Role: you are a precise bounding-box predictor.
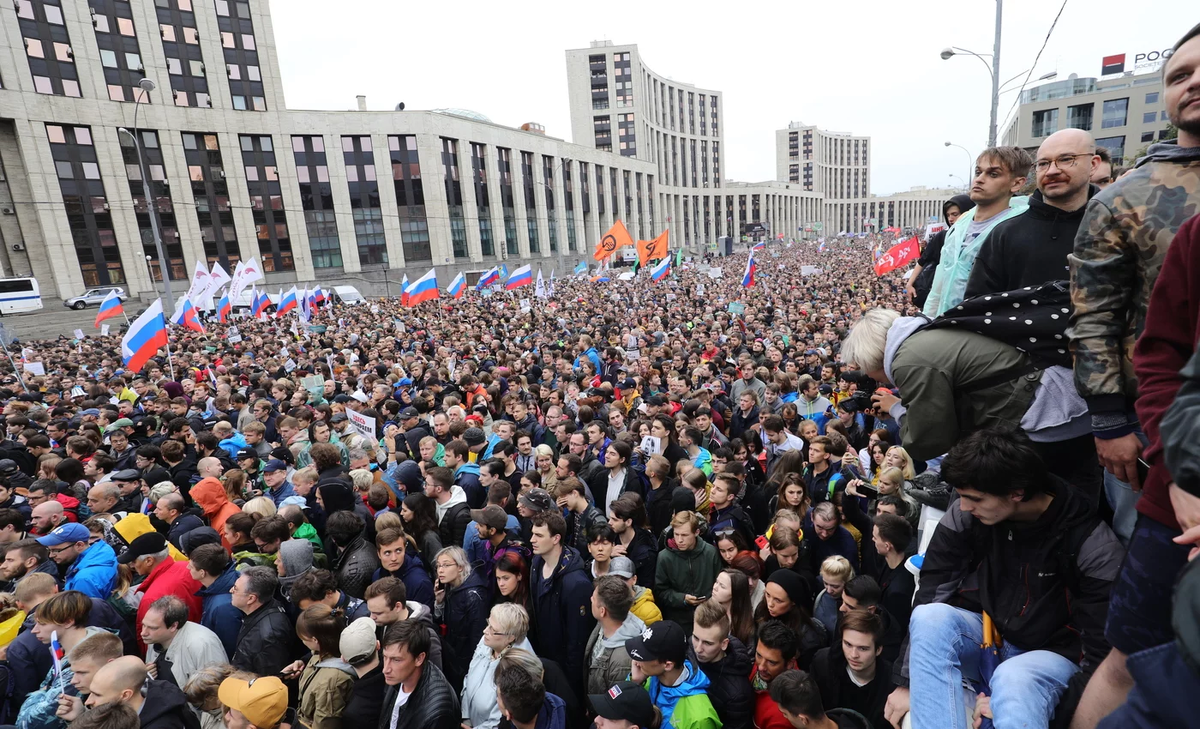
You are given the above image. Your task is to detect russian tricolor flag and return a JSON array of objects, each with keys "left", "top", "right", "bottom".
[
  {"left": 407, "top": 268, "right": 439, "bottom": 305},
  {"left": 251, "top": 286, "right": 270, "bottom": 317},
  {"left": 171, "top": 297, "right": 205, "bottom": 332},
  {"left": 477, "top": 267, "right": 499, "bottom": 290},
  {"left": 651, "top": 258, "right": 670, "bottom": 282},
  {"left": 217, "top": 289, "right": 231, "bottom": 323},
  {"left": 447, "top": 272, "right": 466, "bottom": 300},
  {"left": 506, "top": 264, "right": 532, "bottom": 290},
  {"left": 742, "top": 254, "right": 757, "bottom": 288},
  {"left": 276, "top": 286, "right": 298, "bottom": 317},
  {"left": 400, "top": 274, "right": 410, "bottom": 306},
  {"left": 121, "top": 300, "right": 168, "bottom": 374},
  {"left": 94, "top": 289, "right": 124, "bottom": 328},
  {"left": 752, "top": 241, "right": 765, "bottom": 252},
  {"left": 312, "top": 286, "right": 327, "bottom": 307}
]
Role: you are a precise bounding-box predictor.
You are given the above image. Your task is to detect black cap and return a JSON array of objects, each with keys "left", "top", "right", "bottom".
[
  {"left": 331, "top": 413, "right": 348, "bottom": 423},
  {"left": 110, "top": 469, "right": 142, "bottom": 482},
  {"left": 624, "top": 620, "right": 686, "bottom": 665},
  {"left": 118, "top": 532, "right": 168, "bottom": 564},
  {"left": 399, "top": 406, "right": 420, "bottom": 420},
  {"left": 237, "top": 447, "right": 258, "bottom": 461},
  {"left": 588, "top": 682, "right": 656, "bottom": 727}
]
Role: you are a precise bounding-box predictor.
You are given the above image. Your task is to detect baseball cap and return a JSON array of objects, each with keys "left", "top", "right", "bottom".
[
  {"left": 0, "top": 460, "right": 18, "bottom": 476},
  {"left": 36, "top": 523, "right": 90, "bottom": 547},
  {"left": 625, "top": 621, "right": 686, "bottom": 665},
  {"left": 110, "top": 469, "right": 141, "bottom": 482},
  {"left": 589, "top": 682, "right": 656, "bottom": 727},
  {"left": 518, "top": 487, "right": 553, "bottom": 513},
  {"left": 237, "top": 447, "right": 258, "bottom": 461},
  {"left": 470, "top": 505, "right": 508, "bottom": 531},
  {"left": 340, "top": 617, "right": 379, "bottom": 664},
  {"left": 263, "top": 459, "right": 288, "bottom": 474},
  {"left": 399, "top": 406, "right": 420, "bottom": 420},
  {"left": 608, "top": 556, "right": 636, "bottom": 579},
  {"left": 331, "top": 413, "right": 348, "bottom": 423},
  {"left": 351, "top": 390, "right": 369, "bottom": 404},
  {"left": 109, "top": 418, "right": 134, "bottom": 429},
  {"left": 118, "top": 532, "right": 167, "bottom": 564},
  {"left": 218, "top": 676, "right": 288, "bottom": 729}
]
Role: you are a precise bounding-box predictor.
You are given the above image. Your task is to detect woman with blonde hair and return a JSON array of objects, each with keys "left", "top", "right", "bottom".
[
  {"left": 433, "top": 546, "right": 490, "bottom": 691},
  {"left": 461, "top": 603, "right": 534, "bottom": 729},
  {"left": 884, "top": 446, "right": 917, "bottom": 481},
  {"left": 534, "top": 444, "right": 557, "bottom": 494},
  {"left": 242, "top": 496, "right": 277, "bottom": 519}
]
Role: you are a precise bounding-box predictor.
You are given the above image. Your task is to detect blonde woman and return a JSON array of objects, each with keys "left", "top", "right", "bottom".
[
  {"left": 242, "top": 496, "right": 277, "bottom": 519},
  {"left": 884, "top": 446, "right": 917, "bottom": 481},
  {"left": 433, "top": 546, "right": 490, "bottom": 691},
  {"left": 534, "top": 444, "right": 557, "bottom": 495},
  {"left": 461, "top": 603, "right": 534, "bottom": 729}
]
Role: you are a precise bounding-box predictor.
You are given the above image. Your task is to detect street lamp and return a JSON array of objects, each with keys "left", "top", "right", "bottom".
[
  {"left": 949, "top": 174, "right": 968, "bottom": 191},
  {"left": 945, "top": 142, "right": 974, "bottom": 184},
  {"left": 118, "top": 77, "right": 174, "bottom": 307},
  {"left": 939, "top": 0, "right": 1004, "bottom": 146}
]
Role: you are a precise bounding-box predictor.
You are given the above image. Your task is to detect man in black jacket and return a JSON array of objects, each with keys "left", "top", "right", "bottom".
[
  {"left": 811, "top": 610, "right": 893, "bottom": 729},
  {"left": 379, "top": 619, "right": 460, "bottom": 729},
  {"left": 83, "top": 656, "right": 201, "bottom": 729},
  {"left": 229, "top": 566, "right": 298, "bottom": 678},
  {"left": 965, "top": 128, "right": 1099, "bottom": 299},
  {"left": 689, "top": 600, "right": 754, "bottom": 729},
  {"left": 886, "top": 429, "right": 1123, "bottom": 729}
]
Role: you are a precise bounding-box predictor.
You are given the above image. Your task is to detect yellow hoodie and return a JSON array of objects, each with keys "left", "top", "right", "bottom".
[{"left": 630, "top": 586, "right": 662, "bottom": 626}]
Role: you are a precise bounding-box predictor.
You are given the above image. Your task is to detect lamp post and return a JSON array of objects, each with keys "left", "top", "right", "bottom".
[
  {"left": 118, "top": 77, "right": 173, "bottom": 306},
  {"left": 949, "top": 174, "right": 968, "bottom": 191},
  {"left": 939, "top": 0, "right": 1003, "bottom": 146},
  {"left": 945, "top": 142, "right": 974, "bottom": 184}
]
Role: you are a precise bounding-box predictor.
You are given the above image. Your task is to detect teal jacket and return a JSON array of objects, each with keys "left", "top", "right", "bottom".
[
  {"left": 923, "top": 196, "right": 1029, "bottom": 317},
  {"left": 644, "top": 661, "right": 722, "bottom": 729}
]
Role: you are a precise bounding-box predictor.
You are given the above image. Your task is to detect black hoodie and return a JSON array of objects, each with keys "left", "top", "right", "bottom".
[
  {"left": 139, "top": 679, "right": 201, "bottom": 729},
  {"left": 913, "top": 194, "right": 976, "bottom": 307},
  {"left": 689, "top": 636, "right": 755, "bottom": 729},
  {"left": 964, "top": 185, "right": 1099, "bottom": 300}
]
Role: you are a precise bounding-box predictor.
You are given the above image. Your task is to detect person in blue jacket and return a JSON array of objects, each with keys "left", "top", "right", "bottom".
[
  {"left": 371, "top": 526, "right": 435, "bottom": 611},
  {"left": 186, "top": 542, "right": 245, "bottom": 658},
  {"left": 528, "top": 512, "right": 595, "bottom": 701},
  {"left": 37, "top": 523, "right": 116, "bottom": 600}
]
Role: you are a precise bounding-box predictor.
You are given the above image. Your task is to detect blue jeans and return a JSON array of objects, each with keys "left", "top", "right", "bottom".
[{"left": 909, "top": 603, "right": 1079, "bottom": 729}]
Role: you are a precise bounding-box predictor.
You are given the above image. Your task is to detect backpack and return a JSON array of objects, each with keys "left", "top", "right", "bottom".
[{"left": 924, "top": 280, "right": 1073, "bottom": 369}]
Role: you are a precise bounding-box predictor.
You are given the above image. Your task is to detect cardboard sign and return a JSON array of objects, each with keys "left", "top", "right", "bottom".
[
  {"left": 801, "top": 266, "right": 823, "bottom": 276},
  {"left": 707, "top": 268, "right": 723, "bottom": 279},
  {"left": 346, "top": 407, "right": 377, "bottom": 442},
  {"left": 302, "top": 375, "right": 324, "bottom": 395},
  {"left": 727, "top": 302, "right": 745, "bottom": 315},
  {"left": 23, "top": 362, "right": 45, "bottom": 376}
]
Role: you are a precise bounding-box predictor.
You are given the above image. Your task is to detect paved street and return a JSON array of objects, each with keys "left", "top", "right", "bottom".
[{"left": 0, "top": 305, "right": 115, "bottom": 342}]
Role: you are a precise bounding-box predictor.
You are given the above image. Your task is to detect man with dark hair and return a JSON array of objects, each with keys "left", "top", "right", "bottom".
[
  {"left": 444, "top": 439, "right": 484, "bottom": 509},
  {"left": 372, "top": 527, "right": 435, "bottom": 611},
  {"left": 886, "top": 428, "right": 1123, "bottom": 729},
  {"left": 769, "top": 669, "right": 871, "bottom": 729},
  {"left": 425, "top": 466, "right": 471, "bottom": 548},
  {"left": 528, "top": 511, "right": 593, "bottom": 699},
  {"left": 229, "top": 566, "right": 298, "bottom": 677},
  {"left": 0, "top": 537, "right": 56, "bottom": 584},
  {"left": 379, "top": 619, "right": 459, "bottom": 729},
  {"left": 364, "top": 577, "right": 443, "bottom": 669},
  {"left": 810, "top": 610, "right": 891, "bottom": 729},
  {"left": 290, "top": 567, "right": 370, "bottom": 620},
  {"left": 625, "top": 619, "right": 720, "bottom": 729},
  {"left": 186, "top": 542, "right": 243, "bottom": 658},
  {"left": 495, "top": 661, "right": 565, "bottom": 729},
  {"left": 751, "top": 620, "right": 801, "bottom": 729},
  {"left": 869, "top": 513, "right": 915, "bottom": 624},
  {"left": 557, "top": 477, "right": 606, "bottom": 560},
  {"left": 0, "top": 507, "right": 27, "bottom": 543},
  {"left": 585, "top": 575, "right": 643, "bottom": 694},
  {"left": 142, "top": 595, "right": 227, "bottom": 688},
  {"left": 325, "top": 510, "right": 379, "bottom": 599},
  {"left": 154, "top": 493, "right": 202, "bottom": 552},
  {"left": 924, "top": 145, "right": 1033, "bottom": 317}
]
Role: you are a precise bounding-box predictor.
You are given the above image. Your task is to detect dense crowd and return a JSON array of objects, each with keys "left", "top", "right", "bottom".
[{"left": 0, "top": 23, "right": 1193, "bottom": 729}]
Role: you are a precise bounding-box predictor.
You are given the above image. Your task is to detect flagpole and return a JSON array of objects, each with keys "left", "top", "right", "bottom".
[{"left": 164, "top": 320, "right": 177, "bottom": 381}]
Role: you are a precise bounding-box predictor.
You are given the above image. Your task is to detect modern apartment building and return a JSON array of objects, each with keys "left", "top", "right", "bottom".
[{"left": 1001, "top": 71, "right": 1172, "bottom": 165}]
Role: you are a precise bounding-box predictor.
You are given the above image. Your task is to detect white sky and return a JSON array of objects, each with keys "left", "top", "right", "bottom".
[{"left": 268, "top": 0, "right": 1187, "bottom": 195}]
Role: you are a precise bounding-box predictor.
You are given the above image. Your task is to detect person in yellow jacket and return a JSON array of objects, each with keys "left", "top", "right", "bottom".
[{"left": 611, "top": 556, "right": 661, "bottom": 625}]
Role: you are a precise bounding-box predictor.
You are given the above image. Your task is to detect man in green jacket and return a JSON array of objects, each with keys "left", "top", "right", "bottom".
[{"left": 654, "top": 511, "right": 721, "bottom": 635}]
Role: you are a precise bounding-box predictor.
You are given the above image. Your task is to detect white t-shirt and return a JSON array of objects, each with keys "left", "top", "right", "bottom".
[{"left": 389, "top": 685, "right": 414, "bottom": 729}]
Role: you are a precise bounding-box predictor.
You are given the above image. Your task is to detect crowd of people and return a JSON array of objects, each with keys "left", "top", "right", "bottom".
[{"left": 0, "top": 22, "right": 1193, "bottom": 729}]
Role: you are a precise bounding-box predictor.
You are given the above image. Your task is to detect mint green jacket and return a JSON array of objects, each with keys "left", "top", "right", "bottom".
[{"left": 923, "top": 196, "right": 1029, "bottom": 317}]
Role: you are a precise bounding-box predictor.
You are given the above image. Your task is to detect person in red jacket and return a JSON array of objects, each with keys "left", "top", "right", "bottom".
[
  {"left": 750, "top": 620, "right": 800, "bottom": 729},
  {"left": 122, "top": 531, "right": 203, "bottom": 651}
]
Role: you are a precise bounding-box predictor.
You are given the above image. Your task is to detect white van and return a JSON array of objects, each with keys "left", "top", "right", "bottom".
[
  {"left": 0, "top": 277, "right": 43, "bottom": 315},
  {"left": 331, "top": 285, "right": 364, "bottom": 304}
]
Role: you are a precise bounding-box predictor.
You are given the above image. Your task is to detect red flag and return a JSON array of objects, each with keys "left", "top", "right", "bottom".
[{"left": 873, "top": 236, "right": 921, "bottom": 276}]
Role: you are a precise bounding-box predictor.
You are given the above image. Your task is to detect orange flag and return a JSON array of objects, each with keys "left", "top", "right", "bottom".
[
  {"left": 637, "top": 229, "right": 669, "bottom": 265},
  {"left": 594, "top": 220, "right": 634, "bottom": 261}
]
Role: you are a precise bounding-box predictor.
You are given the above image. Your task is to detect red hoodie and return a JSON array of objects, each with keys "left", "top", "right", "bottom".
[{"left": 1133, "top": 214, "right": 1200, "bottom": 530}]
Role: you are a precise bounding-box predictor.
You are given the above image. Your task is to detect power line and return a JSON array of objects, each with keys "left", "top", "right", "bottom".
[{"left": 1000, "top": 0, "right": 1071, "bottom": 137}]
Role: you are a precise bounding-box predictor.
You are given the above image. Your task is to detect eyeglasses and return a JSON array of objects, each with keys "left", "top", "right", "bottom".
[
  {"left": 483, "top": 624, "right": 510, "bottom": 636},
  {"left": 48, "top": 544, "right": 76, "bottom": 556},
  {"left": 1034, "top": 153, "right": 1094, "bottom": 172}
]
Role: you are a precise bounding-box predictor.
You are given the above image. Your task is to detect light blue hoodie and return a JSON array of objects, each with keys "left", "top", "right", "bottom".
[{"left": 923, "top": 195, "right": 1029, "bottom": 317}]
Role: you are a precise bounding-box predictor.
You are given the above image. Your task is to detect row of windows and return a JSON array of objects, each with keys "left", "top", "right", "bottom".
[{"left": 1030, "top": 91, "right": 1164, "bottom": 138}]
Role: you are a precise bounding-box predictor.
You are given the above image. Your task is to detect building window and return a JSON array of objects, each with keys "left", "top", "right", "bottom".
[
  {"left": 1141, "top": 132, "right": 1155, "bottom": 143},
  {"left": 593, "top": 115, "right": 611, "bottom": 152},
  {"left": 521, "top": 151, "right": 538, "bottom": 253},
  {"left": 441, "top": 138, "right": 467, "bottom": 260},
  {"left": 388, "top": 134, "right": 429, "bottom": 263},
  {"left": 293, "top": 135, "right": 341, "bottom": 268},
  {"left": 1066, "top": 103, "right": 1093, "bottom": 131},
  {"left": 182, "top": 132, "right": 241, "bottom": 268},
  {"left": 497, "top": 147, "right": 518, "bottom": 256},
  {"left": 240, "top": 135, "right": 293, "bottom": 272},
  {"left": 1032, "top": 109, "right": 1059, "bottom": 137},
  {"left": 342, "top": 135, "right": 387, "bottom": 265},
  {"left": 157, "top": 0, "right": 210, "bottom": 107},
  {"left": 1096, "top": 136, "right": 1125, "bottom": 166},
  {"left": 1145, "top": 91, "right": 1159, "bottom": 105},
  {"left": 89, "top": 0, "right": 148, "bottom": 103},
  {"left": 470, "top": 142, "right": 494, "bottom": 257},
  {"left": 543, "top": 156, "right": 558, "bottom": 253},
  {"left": 216, "top": 0, "right": 266, "bottom": 111},
  {"left": 1143, "top": 111, "right": 1158, "bottom": 124},
  {"left": 119, "top": 128, "right": 185, "bottom": 280},
  {"left": 19, "top": 0, "right": 80, "bottom": 96},
  {"left": 1102, "top": 98, "right": 1129, "bottom": 129},
  {"left": 47, "top": 123, "right": 127, "bottom": 285}
]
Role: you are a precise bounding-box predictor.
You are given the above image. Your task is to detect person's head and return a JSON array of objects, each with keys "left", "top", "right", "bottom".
[
  {"left": 139, "top": 595, "right": 189, "bottom": 648},
  {"left": 495, "top": 662, "right": 546, "bottom": 727},
  {"left": 218, "top": 674, "right": 289, "bottom": 729},
  {"left": 819, "top": 556, "right": 854, "bottom": 599},
  {"left": 588, "top": 524, "right": 617, "bottom": 564},
  {"left": 768, "top": 669, "right": 828, "bottom": 727},
  {"left": 69, "top": 696, "right": 140, "bottom": 729},
  {"left": 1, "top": 538, "right": 48, "bottom": 580},
  {"left": 187, "top": 543, "right": 231, "bottom": 585},
  {"left": 434, "top": 546, "right": 471, "bottom": 589},
  {"left": 495, "top": 551, "right": 529, "bottom": 603},
  {"left": 715, "top": 530, "right": 749, "bottom": 565},
  {"left": 483, "top": 602, "right": 529, "bottom": 654},
  {"left": 670, "top": 511, "right": 699, "bottom": 551},
  {"left": 83, "top": 655, "right": 149, "bottom": 709},
  {"left": 1163, "top": 22, "right": 1200, "bottom": 145},
  {"left": 365, "top": 577, "right": 408, "bottom": 625},
  {"left": 297, "top": 603, "right": 347, "bottom": 658},
  {"left": 36, "top": 522, "right": 92, "bottom": 567},
  {"left": 626, "top": 618, "right": 687, "bottom": 678},
  {"left": 381, "top": 619, "right": 431, "bottom": 687},
  {"left": 769, "top": 526, "right": 801, "bottom": 568},
  {"left": 811, "top": 501, "right": 840, "bottom": 541},
  {"left": 970, "top": 146, "right": 1032, "bottom": 206},
  {"left": 940, "top": 428, "right": 1048, "bottom": 524},
  {"left": 871, "top": 513, "right": 912, "bottom": 558},
  {"left": 588, "top": 680, "right": 660, "bottom": 729},
  {"left": 838, "top": 609, "right": 884, "bottom": 675},
  {"left": 591, "top": 574, "right": 633, "bottom": 624},
  {"left": 291, "top": 568, "right": 342, "bottom": 609},
  {"left": 374, "top": 527, "right": 408, "bottom": 572},
  {"left": 690, "top": 599, "right": 731, "bottom": 663},
  {"left": 530, "top": 512, "right": 567, "bottom": 557},
  {"left": 86, "top": 483, "right": 120, "bottom": 515},
  {"left": 839, "top": 575, "right": 882, "bottom": 615},
  {"left": 118, "top": 532, "right": 171, "bottom": 577},
  {"left": 231, "top": 566, "right": 278, "bottom": 615},
  {"left": 326, "top": 510, "right": 365, "bottom": 549},
  {"left": 710, "top": 475, "right": 737, "bottom": 508},
  {"left": 67, "top": 630, "right": 123, "bottom": 694},
  {"left": 754, "top": 619, "right": 799, "bottom": 683},
  {"left": 1034, "top": 129, "right": 1098, "bottom": 205}
]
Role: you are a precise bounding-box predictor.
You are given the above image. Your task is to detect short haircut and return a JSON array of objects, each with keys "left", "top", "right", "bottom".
[
  {"left": 671, "top": 510, "right": 700, "bottom": 532},
  {"left": 839, "top": 608, "right": 884, "bottom": 648},
  {"left": 977, "top": 145, "right": 1034, "bottom": 177},
  {"left": 375, "top": 527, "right": 406, "bottom": 549},
  {"left": 445, "top": 440, "right": 470, "bottom": 461},
  {"left": 68, "top": 630, "right": 123, "bottom": 665},
  {"left": 147, "top": 595, "right": 190, "bottom": 630},
  {"left": 189, "top": 543, "right": 231, "bottom": 576},
  {"left": 495, "top": 663, "right": 544, "bottom": 724},
  {"left": 425, "top": 466, "right": 453, "bottom": 490},
  {"left": 557, "top": 476, "right": 587, "bottom": 498},
  {"left": 14, "top": 571, "right": 58, "bottom": 603},
  {"left": 250, "top": 515, "right": 290, "bottom": 544},
  {"left": 693, "top": 598, "right": 731, "bottom": 634},
  {"left": 382, "top": 616, "right": 431, "bottom": 659},
  {"left": 7, "top": 538, "right": 47, "bottom": 564},
  {"left": 756, "top": 619, "right": 799, "bottom": 661},
  {"left": 159, "top": 440, "right": 184, "bottom": 462},
  {"left": 873, "top": 513, "right": 913, "bottom": 553},
  {"left": 844, "top": 575, "right": 882, "bottom": 608},
  {"left": 559, "top": 454, "right": 582, "bottom": 475},
  {"left": 531, "top": 511, "right": 566, "bottom": 539},
  {"left": 768, "top": 670, "right": 825, "bottom": 719},
  {"left": 365, "top": 576, "right": 406, "bottom": 606},
  {"left": 67, "top": 697, "right": 140, "bottom": 729},
  {"left": 592, "top": 575, "right": 632, "bottom": 622},
  {"left": 761, "top": 414, "right": 785, "bottom": 433},
  {"left": 941, "top": 428, "right": 1047, "bottom": 499},
  {"left": 238, "top": 566, "right": 279, "bottom": 604},
  {"left": 877, "top": 494, "right": 910, "bottom": 517},
  {"left": 290, "top": 568, "right": 339, "bottom": 604},
  {"left": 37, "top": 590, "right": 92, "bottom": 627},
  {"left": 326, "top": 510, "right": 365, "bottom": 546}
]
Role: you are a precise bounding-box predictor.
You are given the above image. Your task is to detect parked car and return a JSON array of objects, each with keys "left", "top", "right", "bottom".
[{"left": 64, "top": 286, "right": 127, "bottom": 310}]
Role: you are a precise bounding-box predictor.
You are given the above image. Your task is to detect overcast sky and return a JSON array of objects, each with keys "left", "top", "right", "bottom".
[{"left": 269, "top": 0, "right": 1186, "bottom": 195}]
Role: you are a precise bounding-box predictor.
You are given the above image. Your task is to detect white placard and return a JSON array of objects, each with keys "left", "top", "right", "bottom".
[
  {"left": 23, "top": 362, "right": 45, "bottom": 376},
  {"left": 284, "top": 358, "right": 297, "bottom": 372},
  {"left": 639, "top": 435, "right": 662, "bottom": 455},
  {"left": 346, "top": 408, "right": 377, "bottom": 442},
  {"left": 707, "top": 267, "right": 723, "bottom": 279},
  {"left": 101, "top": 324, "right": 110, "bottom": 336},
  {"left": 73, "top": 329, "right": 84, "bottom": 340},
  {"left": 228, "top": 334, "right": 242, "bottom": 344}
]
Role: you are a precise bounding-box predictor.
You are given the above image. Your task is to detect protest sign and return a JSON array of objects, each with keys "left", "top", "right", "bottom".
[
  {"left": 23, "top": 362, "right": 44, "bottom": 376},
  {"left": 346, "top": 408, "right": 377, "bottom": 442}
]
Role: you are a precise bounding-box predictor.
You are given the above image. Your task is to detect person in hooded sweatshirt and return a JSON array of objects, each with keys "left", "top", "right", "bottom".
[
  {"left": 83, "top": 656, "right": 200, "bottom": 729},
  {"left": 584, "top": 575, "right": 647, "bottom": 695},
  {"left": 626, "top": 619, "right": 721, "bottom": 729},
  {"left": 966, "top": 128, "right": 1101, "bottom": 299},
  {"left": 426, "top": 466, "right": 472, "bottom": 548},
  {"left": 528, "top": 511, "right": 594, "bottom": 701},
  {"left": 907, "top": 194, "right": 975, "bottom": 309},
  {"left": 188, "top": 478, "right": 240, "bottom": 551},
  {"left": 688, "top": 600, "right": 755, "bottom": 729}
]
